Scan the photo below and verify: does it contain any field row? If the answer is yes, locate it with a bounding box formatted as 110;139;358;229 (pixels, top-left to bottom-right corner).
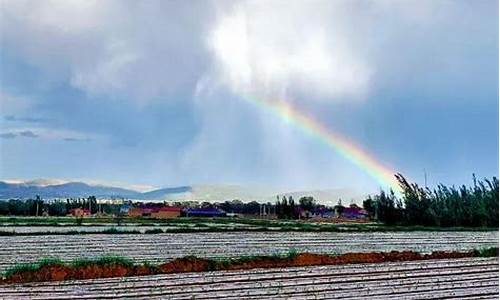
1;257;497;299
2;230;496;239
2;231;497;246
0;231;497;273
0;223;267;233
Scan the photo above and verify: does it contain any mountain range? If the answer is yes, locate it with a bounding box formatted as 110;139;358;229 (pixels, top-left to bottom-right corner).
0;180;367;205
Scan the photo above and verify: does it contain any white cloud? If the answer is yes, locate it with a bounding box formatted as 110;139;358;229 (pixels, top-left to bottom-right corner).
1;0;450;103
182;0;463;190
206;1;372;101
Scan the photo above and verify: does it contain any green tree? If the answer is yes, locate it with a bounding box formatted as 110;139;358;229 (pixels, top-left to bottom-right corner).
373;173;498;228
362;197;376;219
298;196;315;211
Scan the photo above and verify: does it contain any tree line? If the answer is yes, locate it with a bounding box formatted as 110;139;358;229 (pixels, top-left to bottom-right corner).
363;174;499;227
0;196;122;216
274;196;330;219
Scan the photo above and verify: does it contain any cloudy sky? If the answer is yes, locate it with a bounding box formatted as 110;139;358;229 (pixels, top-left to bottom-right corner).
0;0;498;192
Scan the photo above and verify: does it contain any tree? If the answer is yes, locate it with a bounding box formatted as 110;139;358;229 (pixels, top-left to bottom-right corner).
362;197;376;219
0;201;8;215
372;173;499;228
298;196;315;211
48;201;67;216
288;196;296;218
8;199;27;216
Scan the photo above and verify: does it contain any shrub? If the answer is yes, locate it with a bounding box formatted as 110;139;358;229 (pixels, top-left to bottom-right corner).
473;247;498;257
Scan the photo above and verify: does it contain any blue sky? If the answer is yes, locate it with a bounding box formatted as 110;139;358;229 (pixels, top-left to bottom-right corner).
0;0;498;192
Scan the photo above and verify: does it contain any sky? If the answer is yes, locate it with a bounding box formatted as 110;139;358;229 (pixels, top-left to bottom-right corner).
0;0;498;193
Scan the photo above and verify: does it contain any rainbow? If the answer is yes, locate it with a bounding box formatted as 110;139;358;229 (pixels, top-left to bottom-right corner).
246;96;401;192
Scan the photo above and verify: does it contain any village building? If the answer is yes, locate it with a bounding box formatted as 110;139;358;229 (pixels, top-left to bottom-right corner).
309;207;335;219
127;207;143;217
151;207;182;219
341;204;368;219
120;205;130;214
183;207;226;217
69;208;90;217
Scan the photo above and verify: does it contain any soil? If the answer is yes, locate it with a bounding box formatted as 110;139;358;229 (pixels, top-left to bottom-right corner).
0;249;492;285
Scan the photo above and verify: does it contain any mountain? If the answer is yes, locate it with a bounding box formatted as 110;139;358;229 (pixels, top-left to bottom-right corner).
0;180;367;205
166;184;277;203
0;181;141;199
182;185;366;205
141;186;192;200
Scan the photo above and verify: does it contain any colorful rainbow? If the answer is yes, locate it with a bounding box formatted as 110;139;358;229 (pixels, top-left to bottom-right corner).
247;96;401;192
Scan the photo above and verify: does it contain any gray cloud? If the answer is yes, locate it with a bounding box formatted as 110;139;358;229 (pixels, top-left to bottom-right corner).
62;137;91;142
0;130;39;139
18;130;38;138
4;115;46;123
0;133;17;139
0;0;213;102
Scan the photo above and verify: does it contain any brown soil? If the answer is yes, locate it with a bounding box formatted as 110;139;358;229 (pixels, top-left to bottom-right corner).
158;256;211;273
0;250;489;285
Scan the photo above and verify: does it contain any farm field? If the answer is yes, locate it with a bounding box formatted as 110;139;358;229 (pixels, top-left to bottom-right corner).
0;217;344;233
0;231;497;273
0;257;497;299
1;217;497;235
0;224;265;234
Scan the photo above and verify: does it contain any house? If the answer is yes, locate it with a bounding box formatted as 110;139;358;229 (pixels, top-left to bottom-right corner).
127;207;144;217
69;208;90;217
309;208;335;219
183;207;226;217
120;205;130;214
128;207;156;217
151;207;182;219
342;205;368;219
141;208;154;216
296;207;334;219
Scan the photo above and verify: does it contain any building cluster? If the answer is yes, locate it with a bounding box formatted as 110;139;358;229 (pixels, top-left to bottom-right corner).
302;204;369;221
120;205;226;219
68;202;368;221
300;204;368;219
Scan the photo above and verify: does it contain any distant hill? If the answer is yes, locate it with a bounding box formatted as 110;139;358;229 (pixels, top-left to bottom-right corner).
141;186;192;200
0;180;367;205
0;181;141;199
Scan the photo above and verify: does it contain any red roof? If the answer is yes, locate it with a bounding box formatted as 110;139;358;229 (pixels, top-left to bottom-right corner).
156;207;182;212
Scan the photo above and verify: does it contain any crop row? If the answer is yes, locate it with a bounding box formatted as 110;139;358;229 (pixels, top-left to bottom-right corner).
0;232;496;272
0;224;261;234
0;257;497;299
2;231;497;245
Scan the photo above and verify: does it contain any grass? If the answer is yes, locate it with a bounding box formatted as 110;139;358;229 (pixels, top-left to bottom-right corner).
472;247;499;257
3;263;40;279
2;249;303;278
206;248;300;270
70;255;134;268
3;257;63;279
3;247;498;281
3;255;134;279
